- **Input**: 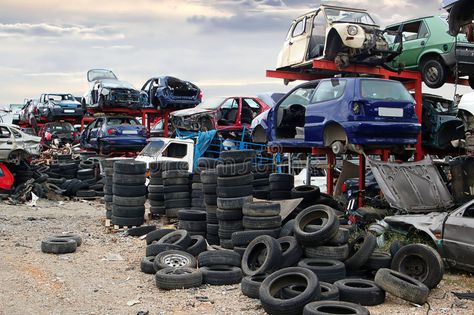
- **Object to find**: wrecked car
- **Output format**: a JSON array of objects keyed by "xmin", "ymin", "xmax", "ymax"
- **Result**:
[
  {"xmin": 38, "ymin": 122, "xmax": 77, "ymax": 147},
  {"xmin": 385, "ymin": 15, "xmax": 474, "ymax": 88},
  {"xmin": 384, "ymin": 199, "xmax": 474, "ymax": 273},
  {"xmin": 457, "ymin": 92, "xmax": 474, "ymax": 152},
  {"xmin": 37, "ymin": 93, "xmax": 84, "ymax": 121},
  {"xmin": 277, "ymin": 5, "xmax": 399, "ymax": 70},
  {"xmin": 141, "ymin": 76, "xmax": 202, "ymax": 109},
  {"xmin": 0, "ymin": 123, "xmax": 42, "ymax": 164},
  {"xmin": 170, "ymin": 96, "xmax": 269, "ymax": 135},
  {"xmin": 0, "ymin": 162, "xmax": 14, "ymax": 194},
  {"xmin": 266, "ymin": 78, "xmax": 421, "ymax": 155},
  {"xmin": 420, "ymin": 94, "xmax": 465, "ymax": 149},
  {"xmin": 16, "ymin": 99, "xmax": 39, "ymax": 127},
  {"xmin": 80, "ymin": 116, "xmax": 147, "ymax": 154},
  {"xmin": 443, "ymin": 0, "xmax": 474, "ymax": 39},
  {"xmin": 250, "ymin": 92, "xmax": 286, "ymax": 143},
  {"xmin": 82, "ymin": 69, "xmax": 148, "ymax": 110}
]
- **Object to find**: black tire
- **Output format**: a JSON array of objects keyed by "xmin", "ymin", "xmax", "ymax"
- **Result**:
[
  {"xmin": 374, "ymin": 268, "xmax": 429, "ymax": 305},
  {"xmin": 291, "ymin": 185, "xmax": 320, "ymax": 201},
  {"xmin": 200, "ymin": 169, "xmax": 217, "ymax": 184},
  {"xmin": 155, "ymin": 267, "xmax": 202, "ymax": 290},
  {"xmin": 164, "ymin": 198, "xmax": 191, "ymax": 209},
  {"xmin": 149, "ymin": 199, "xmax": 165, "ymax": 206},
  {"xmin": 153, "ymin": 249, "xmax": 197, "ymax": 270},
  {"xmin": 243, "ymin": 215, "xmax": 281, "ymax": 230},
  {"xmin": 269, "ymin": 181, "xmax": 293, "ymax": 191},
  {"xmin": 243, "ymin": 201, "xmax": 280, "ymax": 217},
  {"xmin": 281, "ymin": 282, "xmax": 340, "ymax": 301},
  {"xmin": 113, "ymin": 184, "xmax": 146, "ymax": 197},
  {"xmin": 206, "ymin": 223, "xmax": 219, "ymax": 235},
  {"xmin": 157, "ymin": 230, "xmax": 192, "ymax": 248},
  {"xmin": 204, "ymin": 194, "xmax": 217, "ymax": 205},
  {"xmin": 177, "ymin": 209, "xmax": 206, "ymax": 221},
  {"xmin": 216, "ymin": 161, "xmax": 252, "ymax": 177},
  {"xmin": 148, "ymin": 193, "xmax": 164, "ymax": 201},
  {"xmin": 112, "ymin": 173, "xmax": 145, "ymax": 185},
  {"xmin": 334, "ymin": 278, "xmax": 385, "ymax": 306},
  {"xmin": 202, "ymin": 183, "xmax": 217, "ymax": 194},
  {"xmin": 242, "ymin": 235, "xmax": 282, "ymax": 276},
  {"xmin": 150, "ymin": 206, "xmax": 166, "ymax": 215},
  {"xmin": 149, "ymin": 178, "xmax": 163, "ymax": 185},
  {"xmin": 216, "ymin": 208, "xmax": 243, "ymax": 221},
  {"xmin": 365, "ymin": 252, "xmax": 392, "ymax": 271},
  {"xmin": 259, "ymin": 267, "xmax": 320, "ymax": 315},
  {"xmin": 178, "ymin": 220, "xmax": 206, "ymax": 232},
  {"xmin": 217, "ymin": 195, "xmax": 253, "ymax": 210},
  {"xmin": 218, "ymin": 219, "xmax": 243, "ymax": 230},
  {"xmin": 112, "ymin": 205, "xmax": 145, "ymax": 218},
  {"xmin": 253, "ymin": 178, "xmax": 270, "ymax": 186},
  {"xmin": 231, "ymin": 229, "xmax": 281, "ymax": 247},
  {"xmin": 110, "ymin": 215, "xmax": 144, "ymax": 226},
  {"xmin": 163, "ymin": 177, "xmax": 189, "ymax": 186},
  {"xmin": 162, "ymin": 161, "xmax": 189, "ymax": 171},
  {"xmin": 216, "ymin": 184, "xmax": 253, "ymax": 198},
  {"xmin": 389, "ymin": 240, "xmax": 406, "ymax": 257},
  {"xmin": 186, "ymin": 235, "xmax": 207, "ymax": 256},
  {"xmin": 269, "ymin": 173, "xmax": 294, "ymax": 183},
  {"xmin": 75, "ymin": 190, "xmax": 96, "ymax": 198},
  {"xmin": 163, "ymin": 185, "xmax": 189, "ymax": 193},
  {"xmin": 114, "ymin": 160, "xmax": 146, "ymax": 174},
  {"xmin": 145, "ymin": 243, "xmax": 182, "ymax": 257},
  {"xmin": 294, "ymin": 205, "xmax": 339, "ymax": 246},
  {"xmin": 49, "ymin": 233, "xmax": 82, "ymax": 246},
  {"xmin": 217, "ymin": 173, "xmax": 253, "ymax": 187},
  {"xmin": 140, "ymin": 256, "xmax": 157, "ymax": 274},
  {"xmin": 146, "ymin": 229, "xmax": 175, "ymax": 245},
  {"xmin": 304, "ymin": 244, "xmax": 350, "ymax": 261},
  {"xmin": 279, "ymin": 236, "xmax": 303, "ymax": 268},
  {"xmin": 253, "ymin": 189, "xmax": 269, "ymax": 200},
  {"xmin": 391, "ymin": 243, "xmax": 444, "ymax": 289},
  {"xmin": 148, "ymin": 185, "xmax": 164, "ymax": 193},
  {"xmin": 166, "ymin": 207, "xmax": 181, "ymax": 218},
  {"xmin": 241, "ymin": 274, "xmax": 268, "ymax": 299},
  {"xmin": 162, "ymin": 170, "xmax": 189, "ymax": 179},
  {"xmin": 279, "ymin": 219, "xmax": 295, "ymax": 237},
  {"xmin": 113, "ymin": 195, "xmax": 146, "ymax": 206},
  {"xmin": 77, "ymin": 168, "xmax": 94, "ymax": 178},
  {"xmin": 220, "ymin": 149, "xmax": 256, "ymax": 163},
  {"xmin": 198, "ymin": 250, "xmax": 241, "ymax": 267},
  {"xmin": 41, "ymin": 238, "xmax": 77, "ymax": 254},
  {"xmin": 421, "ymin": 57, "xmax": 447, "ymax": 89},
  {"xmin": 268, "ymin": 191, "xmax": 291, "ymax": 200},
  {"xmin": 206, "ymin": 212, "xmax": 218, "ymax": 223},
  {"xmin": 198, "ymin": 157, "xmax": 219, "ymax": 169},
  {"xmin": 200, "ymin": 265, "xmax": 243, "ymax": 285},
  {"xmin": 298, "ymin": 258, "xmax": 346, "ymax": 284},
  {"xmin": 344, "ymin": 233, "xmax": 376, "ymax": 271},
  {"xmin": 164, "ymin": 192, "xmax": 190, "ymax": 200},
  {"xmin": 327, "ymin": 228, "xmax": 350, "ymax": 246},
  {"xmin": 127, "ymin": 225, "xmax": 156, "ymax": 237},
  {"xmin": 191, "ymin": 182, "xmax": 202, "ymax": 190},
  {"xmin": 303, "ymin": 301, "xmax": 369, "ymax": 315},
  {"xmin": 219, "ymin": 238, "xmax": 234, "ymax": 249}
]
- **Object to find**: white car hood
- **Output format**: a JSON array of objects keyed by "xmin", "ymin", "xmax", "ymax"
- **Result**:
[{"xmin": 99, "ymin": 79, "xmax": 136, "ymax": 90}]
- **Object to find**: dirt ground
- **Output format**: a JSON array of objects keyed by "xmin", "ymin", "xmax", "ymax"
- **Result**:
[{"xmin": 0, "ymin": 199, "xmax": 473, "ymax": 315}]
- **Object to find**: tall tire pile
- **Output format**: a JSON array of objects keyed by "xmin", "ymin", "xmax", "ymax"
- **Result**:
[
  {"xmin": 102, "ymin": 158, "xmax": 124, "ymax": 220},
  {"xmin": 79, "ymin": 158, "xmax": 105, "ymax": 197},
  {"xmin": 201, "ymin": 169, "xmax": 219, "ymax": 245},
  {"xmin": 190, "ymin": 173, "xmax": 205, "ymax": 210},
  {"xmin": 216, "ymin": 150, "xmax": 256, "ymax": 249},
  {"xmin": 178, "ymin": 209, "xmax": 207, "ymax": 237},
  {"xmin": 75, "ymin": 160, "xmax": 97, "ymax": 199},
  {"xmin": 268, "ymin": 173, "xmax": 294, "ymax": 200},
  {"xmin": 111, "ymin": 160, "xmax": 146, "ymax": 227},
  {"xmin": 252, "ymin": 163, "xmax": 274, "ymax": 200},
  {"xmin": 162, "ymin": 161, "xmax": 190, "ymax": 219},
  {"xmin": 148, "ymin": 161, "xmax": 165, "ymax": 217}
]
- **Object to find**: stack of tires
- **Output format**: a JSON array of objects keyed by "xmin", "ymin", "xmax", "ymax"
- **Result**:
[
  {"xmin": 102, "ymin": 158, "xmax": 124, "ymax": 220},
  {"xmin": 290, "ymin": 185, "xmax": 321, "ymax": 217},
  {"xmin": 190, "ymin": 173, "xmax": 205, "ymax": 210},
  {"xmin": 201, "ymin": 169, "xmax": 219, "ymax": 245},
  {"xmin": 197, "ymin": 250, "xmax": 243, "ymax": 285},
  {"xmin": 148, "ymin": 162, "xmax": 165, "ymax": 217},
  {"xmin": 216, "ymin": 150, "xmax": 255, "ymax": 249},
  {"xmin": 268, "ymin": 173, "xmax": 294, "ymax": 200},
  {"xmin": 178, "ymin": 209, "xmax": 207, "ymax": 237},
  {"xmin": 49, "ymin": 160, "xmax": 78, "ymax": 180},
  {"xmin": 252, "ymin": 163, "xmax": 274, "ymax": 200},
  {"xmin": 162, "ymin": 162, "xmax": 190, "ymax": 218},
  {"xmin": 111, "ymin": 160, "xmax": 146, "ymax": 227},
  {"xmin": 76, "ymin": 165, "xmax": 97, "ymax": 199}
]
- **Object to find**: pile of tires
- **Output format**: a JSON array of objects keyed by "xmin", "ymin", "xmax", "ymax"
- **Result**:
[
  {"xmin": 41, "ymin": 233, "xmax": 82, "ymax": 255},
  {"xmin": 198, "ymin": 250, "xmax": 243, "ymax": 285},
  {"xmin": 101, "ymin": 158, "xmax": 125, "ymax": 219},
  {"xmin": 190, "ymin": 172, "xmax": 205, "ymax": 210},
  {"xmin": 75, "ymin": 159, "xmax": 98, "ymax": 199},
  {"xmin": 162, "ymin": 161, "xmax": 190, "ymax": 218},
  {"xmin": 252, "ymin": 163, "xmax": 274, "ymax": 200},
  {"xmin": 268, "ymin": 173, "xmax": 294, "ymax": 200},
  {"xmin": 178, "ymin": 209, "xmax": 207, "ymax": 237},
  {"xmin": 201, "ymin": 169, "xmax": 219, "ymax": 245},
  {"xmin": 111, "ymin": 160, "xmax": 146, "ymax": 227},
  {"xmin": 216, "ymin": 150, "xmax": 256, "ymax": 249},
  {"xmin": 291, "ymin": 185, "xmax": 320, "ymax": 214},
  {"xmin": 148, "ymin": 161, "xmax": 165, "ymax": 217}
]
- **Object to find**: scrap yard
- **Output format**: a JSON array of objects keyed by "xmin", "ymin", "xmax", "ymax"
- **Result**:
[{"xmin": 1, "ymin": 1, "xmax": 474, "ymax": 315}]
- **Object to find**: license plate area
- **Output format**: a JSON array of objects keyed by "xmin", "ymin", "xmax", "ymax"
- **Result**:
[
  {"xmin": 379, "ymin": 107, "xmax": 403, "ymax": 117},
  {"xmin": 122, "ymin": 130, "xmax": 137, "ymax": 134}
]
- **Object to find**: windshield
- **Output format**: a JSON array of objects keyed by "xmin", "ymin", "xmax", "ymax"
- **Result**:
[
  {"xmin": 140, "ymin": 140, "xmax": 165, "ymax": 157},
  {"xmin": 279, "ymin": 85, "xmax": 317, "ymax": 108},
  {"xmin": 107, "ymin": 117, "xmax": 140, "ymax": 126},
  {"xmin": 197, "ymin": 97, "xmax": 226, "ymax": 109},
  {"xmin": 360, "ymin": 80, "xmax": 414, "ymax": 102},
  {"xmin": 324, "ymin": 8, "xmax": 376, "ymax": 25},
  {"xmin": 45, "ymin": 123, "xmax": 74, "ymax": 132},
  {"xmin": 47, "ymin": 94, "xmax": 74, "ymax": 101},
  {"xmin": 87, "ymin": 69, "xmax": 117, "ymax": 82}
]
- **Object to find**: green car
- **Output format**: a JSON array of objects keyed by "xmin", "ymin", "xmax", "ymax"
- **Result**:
[{"xmin": 385, "ymin": 16, "xmax": 474, "ymax": 88}]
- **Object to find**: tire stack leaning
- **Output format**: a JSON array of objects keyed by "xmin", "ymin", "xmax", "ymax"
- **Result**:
[
  {"xmin": 268, "ymin": 173, "xmax": 294, "ymax": 200},
  {"xmin": 216, "ymin": 150, "xmax": 256, "ymax": 249},
  {"xmin": 111, "ymin": 160, "xmax": 147, "ymax": 227},
  {"xmin": 201, "ymin": 169, "xmax": 219, "ymax": 245},
  {"xmin": 148, "ymin": 161, "xmax": 165, "ymax": 217},
  {"xmin": 162, "ymin": 162, "xmax": 190, "ymax": 219}
]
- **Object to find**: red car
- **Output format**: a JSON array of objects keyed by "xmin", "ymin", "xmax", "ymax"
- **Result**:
[
  {"xmin": 0, "ymin": 163, "xmax": 14, "ymax": 192},
  {"xmin": 38, "ymin": 122, "xmax": 78, "ymax": 146},
  {"xmin": 170, "ymin": 96, "xmax": 269, "ymax": 134}
]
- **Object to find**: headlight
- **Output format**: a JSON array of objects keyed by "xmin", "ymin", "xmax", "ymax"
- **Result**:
[
  {"xmin": 101, "ymin": 88, "xmax": 110, "ymax": 95},
  {"xmin": 347, "ymin": 25, "xmax": 358, "ymax": 36}
]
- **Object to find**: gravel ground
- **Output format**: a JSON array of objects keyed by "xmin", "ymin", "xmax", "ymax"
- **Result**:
[{"xmin": 0, "ymin": 199, "xmax": 473, "ymax": 315}]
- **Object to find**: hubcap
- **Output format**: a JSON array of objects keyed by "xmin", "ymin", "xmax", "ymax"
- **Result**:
[
  {"xmin": 426, "ymin": 66, "xmax": 439, "ymax": 83},
  {"xmin": 163, "ymin": 254, "xmax": 189, "ymax": 267},
  {"xmin": 400, "ymin": 255, "xmax": 427, "ymax": 281}
]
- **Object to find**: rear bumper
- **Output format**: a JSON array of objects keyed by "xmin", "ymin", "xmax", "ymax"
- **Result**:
[
  {"xmin": 345, "ymin": 121, "xmax": 421, "ymax": 145},
  {"xmin": 101, "ymin": 137, "xmax": 147, "ymax": 151}
]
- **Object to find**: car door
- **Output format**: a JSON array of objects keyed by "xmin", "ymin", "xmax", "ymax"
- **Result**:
[
  {"xmin": 442, "ymin": 200, "xmax": 474, "ymax": 271},
  {"xmin": 89, "ymin": 118, "xmax": 103, "ymax": 148},
  {"xmin": 288, "ymin": 16, "xmax": 313, "ymax": 66},
  {"xmin": 216, "ymin": 98, "xmax": 240, "ymax": 130},
  {"xmin": 392, "ymin": 20, "xmax": 430, "ymax": 69},
  {"xmin": 0, "ymin": 126, "xmax": 13, "ymax": 160},
  {"xmin": 241, "ymin": 98, "xmax": 263, "ymax": 127}
]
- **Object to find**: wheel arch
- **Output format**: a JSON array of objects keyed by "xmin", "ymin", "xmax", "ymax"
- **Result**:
[
  {"xmin": 251, "ymin": 124, "xmax": 268, "ymax": 143},
  {"xmin": 323, "ymin": 121, "xmax": 348, "ymax": 146},
  {"xmin": 324, "ymin": 28, "xmax": 344, "ymax": 60},
  {"xmin": 418, "ymin": 51, "xmax": 445, "ymax": 70}
]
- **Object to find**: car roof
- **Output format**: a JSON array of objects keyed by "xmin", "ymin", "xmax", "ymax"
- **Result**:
[{"xmin": 294, "ymin": 5, "xmax": 368, "ymax": 20}]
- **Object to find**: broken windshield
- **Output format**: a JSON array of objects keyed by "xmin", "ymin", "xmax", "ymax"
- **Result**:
[
  {"xmin": 324, "ymin": 8, "xmax": 376, "ymax": 25},
  {"xmin": 87, "ymin": 69, "xmax": 117, "ymax": 82},
  {"xmin": 140, "ymin": 140, "xmax": 166, "ymax": 157}
]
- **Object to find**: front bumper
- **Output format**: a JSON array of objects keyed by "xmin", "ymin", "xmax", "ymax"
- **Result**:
[{"xmin": 49, "ymin": 107, "xmax": 85, "ymax": 118}]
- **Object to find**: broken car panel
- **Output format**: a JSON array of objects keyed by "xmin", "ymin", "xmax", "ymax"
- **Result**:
[
  {"xmin": 0, "ymin": 123, "xmax": 41, "ymax": 164},
  {"xmin": 141, "ymin": 76, "xmax": 202, "ymax": 109}
]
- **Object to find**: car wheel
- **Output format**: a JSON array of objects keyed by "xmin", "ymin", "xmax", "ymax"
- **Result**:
[{"xmin": 421, "ymin": 58, "xmax": 447, "ymax": 89}]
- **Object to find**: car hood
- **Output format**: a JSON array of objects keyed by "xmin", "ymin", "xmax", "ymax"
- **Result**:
[
  {"xmin": 100, "ymin": 79, "xmax": 136, "ymax": 90},
  {"xmin": 171, "ymin": 107, "xmax": 214, "ymax": 117}
]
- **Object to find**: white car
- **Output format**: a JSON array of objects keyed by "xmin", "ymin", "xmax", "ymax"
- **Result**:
[
  {"xmin": 0, "ymin": 123, "xmax": 42, "ymax": 164},
  {"xmin": 277, "ymin": 5, "xmax": 400, "ymax": 70},
  {"xmin": 457, "ymin": 92, "xmax": 474, "ymax": 151}
]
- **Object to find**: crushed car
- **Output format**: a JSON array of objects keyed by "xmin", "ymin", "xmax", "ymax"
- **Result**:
[
  {"xmin": 38, "ymin": 122, "xmax": 77, "ymax": 147},
  {"xmin": 141, "ymin": 76, "xmax": 202, "ymax": 109},
  {"xmin": 277, "ymin": 4, "xmax": 400, "ymax": 70},
  {"xmin": 0, "ymin": 123, "xmax": 42, "ymax": 164},
  {"xmin": 16, "ymin": 99, "xmax": 39, "ymax": 127},
  {"xmin": 170, "ymin": 96, "xmax": 269, "ymax": 136},
  {"xmin": 266, "ymin": 77, "xmax": 421, "ymax": 155},
  {"xmin": 82, "ymin": 69, "xmax": 148, "ymax": 110},
  {"xmin": 37, "ymin": 93, "xmax": 84, "ymax": 121},
  {"xmin": 385, "ymin": 15, "xmax": 474, "ymax": 88}
]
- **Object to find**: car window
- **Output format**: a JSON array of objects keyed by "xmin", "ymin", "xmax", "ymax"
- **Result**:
[
  {"xmin": 418, "ymin": 21, "xmax": 429, "ymax": 39},
  {"xmin": 463, "ymin": 205, "xmax": 474, "ymax": 218},
  {"xmin": 11, "ymin": 129, "xmax": 22, "ymax": 138},
  {"xmin": 0, "ymin": 168, "xmax": 3, "ymax": 176},
  {"xmin": 311, "ymin": 80, "xmax": 347, "ymax": 103},
  {"xmin": 0, "ymin": 126, "xmax": 11, "ymax": 138},
  {"xmin": 401, "ymin": 21, "xmax": 424, "ymax": 41},
  {"xmin": 324, "ymin": 8, "xmax": 375, "ymax": 25},
  {"xmin": 279, "ymin": 86, "xmax": 317, "ymax": 108},
  {"xmin": 221, "ymin": 98, "xmax": 239, "ymax": 109},
  {"xmin": 107, "ymin": 117, "xmax": 140, "ymax": 126},
  {"xmin": 292, "ymin": 18, "xmax": 306, "ymax": 37},
  {"xmin": 243, "ymin": 99, "xmax": 261, "ymax": 109},
  {"xmin": 360, "ymin": 80, "xmax": 414, "ymax": 101}
]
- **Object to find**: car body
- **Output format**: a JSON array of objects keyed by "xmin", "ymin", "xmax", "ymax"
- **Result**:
[
  {"xmin": 420, "ymin": 94, "xmax": 465, "ymax": 149},
  {"xmin": 20, "ymin": 128, "xmax": 37, "ymax": 136},
  {"xmin": 17, "ymin": 99, "xmax": 39, "ymax": 126},
  {"xmin": 0, "ymin": 162, "xmax": 14, "ymax": 192},
  {"xmin": 443, "ymin": 0, "xmax": 474, "ymax": 38},
  {"xmin": 80, "ymin": 116, "xmax": 147, "ymax": 154},
  {"xmin": 37, "ymin": 93, "xmax": 84, "ymax": 121},
  {"xmin": 250, "ymin": 92, "xmax": 286, "ymax": 143},
  {"xmin": 38, "ymin": 122, "xmax": 77, "ymax": 146},
  {"xmin": 384, "ymin": 199, "xmax": 474, "ymax": 273},
  {"xmin": 0, "ymin": 123, "xmax": 42, "ymax": 164},
  {"xmin": 82, "ymin": 69, "xmax": 148, "ymax": 110},
  {"xmin": 170, "ymin": 96, "xmax": 270, "ymax": 135},
  {"xmin": 277, "ymin": 5, "xmax": 399, "ymax": 70},
  {"xmin": 266, "ymin": 78, "xmax": 421, "ymax": 154},
  {"xmin": 385, "ymin": 16, "xmax": 474, "ymax": 88},
  {"xmin": 457, "ymin": 92, "xmax": 474, "ymax": 151},
  {"xmin": 141, "ymin": 76, "xmax": 202, "ymax": 109}
]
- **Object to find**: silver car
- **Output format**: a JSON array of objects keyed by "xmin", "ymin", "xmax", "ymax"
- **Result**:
[{"xmin": 0, "ymin": 123, "xmax": 41, "ymax": 164}]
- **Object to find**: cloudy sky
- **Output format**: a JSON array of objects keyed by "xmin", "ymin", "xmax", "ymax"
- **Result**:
[{"xmin": 0, "ymin": 0, "xmax": 471, "ymax": 110}]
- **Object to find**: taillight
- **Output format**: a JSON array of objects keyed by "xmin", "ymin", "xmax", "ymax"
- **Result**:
[
  {"xmin": 199, "ymin": 90, "xmax": 203, "ymax": 100},
  {"xmin": 341, "ymin": 183, "xmax": 347, "ymax": 193},
  {"xmin": 108, "ymin": 128, "xmax": 117, "ymax": 135},
  {"xmin": 351, "ymin": 102, "xmax": 362, "ymax": 115}
]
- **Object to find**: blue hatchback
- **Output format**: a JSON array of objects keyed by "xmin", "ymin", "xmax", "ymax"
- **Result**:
[
  {"xmin": 80, "ymin": 116, "xmax": 147, "ymax": 154},
  {"xmin": 267, "ymin": 78, "xmax": 421, "ymax": 154}
]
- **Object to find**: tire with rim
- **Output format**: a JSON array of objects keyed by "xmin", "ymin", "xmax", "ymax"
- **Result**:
[
  {"xmin": 241, "ymin": 235, "xmax": 282, "ymax": 276},
  {"xmin": 421, "ymin": 57, "xmax": 447, "ymax": 89},
  {"xmin": 334, "ymin": 278, "xmax": 385, "ymax": 306},
  {"xmin": 303, "ymin": 301, "xmax": 369, "ymax": 315},
  {"xmin": 153, "ymin": 250, "xmax": 197, "ymax": 270},
  {"xmin": 155, "ymin": 267, "xmax": 202, "ymax": 290},
  {"xmin": 374, "ymin": 268, "xmax": 429, "ymax": 305}
]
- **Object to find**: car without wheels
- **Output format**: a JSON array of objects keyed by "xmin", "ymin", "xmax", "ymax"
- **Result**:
[
  {"xmin": 0, "ymin": 123, "xmax": 42, "ymax": 164},
  {"xmin": 141, "ymin": 76, "xmax": 202, "ymax": 109}
]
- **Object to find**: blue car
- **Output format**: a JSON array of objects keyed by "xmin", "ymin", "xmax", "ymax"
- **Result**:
[
  {"xmin": 80, "ymin": 116, "xmax": 147, "ymax": 154},
  {"xmin": 266, "ymin": 78, "xmax": 421, "ymax": 154},
  {"xmin": 141, "ymin": 76, "xmax": 202, "ymax": 109}
]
